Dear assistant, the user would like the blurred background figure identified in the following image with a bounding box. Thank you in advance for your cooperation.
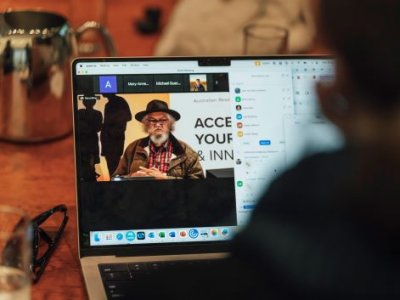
[78,99,103,181]
[155,0,316,55]
[229,0,400,298]
[100,94,132,176]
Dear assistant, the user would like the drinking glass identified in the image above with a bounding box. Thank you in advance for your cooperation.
[0,205,31,300]
[243,24,289,55]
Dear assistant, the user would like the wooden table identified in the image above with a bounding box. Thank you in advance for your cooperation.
[0,1,176,299]
[0,138,84,299]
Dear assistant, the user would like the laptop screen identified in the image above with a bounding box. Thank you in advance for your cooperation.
[72,57,342,250]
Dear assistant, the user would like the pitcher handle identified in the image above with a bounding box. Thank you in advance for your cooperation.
[76,21,117,56]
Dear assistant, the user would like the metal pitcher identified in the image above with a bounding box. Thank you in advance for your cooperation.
[0,10,116,142]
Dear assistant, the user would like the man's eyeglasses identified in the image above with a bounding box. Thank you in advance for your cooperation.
[31,204,68,283]
[146,118,169,126]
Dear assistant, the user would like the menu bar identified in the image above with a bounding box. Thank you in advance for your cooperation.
[75,59,335,75]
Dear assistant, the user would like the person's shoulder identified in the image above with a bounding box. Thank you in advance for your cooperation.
[251,149,350,213]
[170,136,199,159]
[176,138,197,154]
[94,110,103,117]
[233,149,351,245]
[283,149,350,181]
[125,137,147,151]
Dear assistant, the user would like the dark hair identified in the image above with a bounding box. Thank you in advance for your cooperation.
[319,0,400,107]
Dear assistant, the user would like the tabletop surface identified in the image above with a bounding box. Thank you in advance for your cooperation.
[0,137,83,299]
[0,1,176,299]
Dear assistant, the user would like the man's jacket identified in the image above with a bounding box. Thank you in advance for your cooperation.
[113,134,205,179]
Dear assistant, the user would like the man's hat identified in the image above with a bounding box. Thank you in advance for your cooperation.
[135,99,181,121]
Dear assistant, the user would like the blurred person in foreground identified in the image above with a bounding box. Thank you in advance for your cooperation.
[135,0,400,299]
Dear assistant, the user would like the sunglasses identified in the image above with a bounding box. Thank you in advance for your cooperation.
[31,204,69,283]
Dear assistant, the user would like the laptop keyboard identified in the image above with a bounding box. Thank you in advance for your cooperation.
[99,259,227,299]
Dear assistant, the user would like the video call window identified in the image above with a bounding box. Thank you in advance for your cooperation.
[76,89,237,231]
[77,89,234,183]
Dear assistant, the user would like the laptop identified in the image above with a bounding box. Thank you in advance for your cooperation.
[71,56,341,299]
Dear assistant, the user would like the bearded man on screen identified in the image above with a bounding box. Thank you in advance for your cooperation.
[113,99,204,179]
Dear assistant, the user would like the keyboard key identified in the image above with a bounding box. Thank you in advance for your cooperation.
[128,263,147,273]
[103,271,132,281]
[109,292,127,299]
[105,281,133,291]
[148,262,162,271]
[100,264,129,273]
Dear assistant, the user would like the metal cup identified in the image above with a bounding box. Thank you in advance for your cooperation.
[0,10,116,142]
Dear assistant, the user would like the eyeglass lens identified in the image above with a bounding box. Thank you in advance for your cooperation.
[147,118,168,125]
